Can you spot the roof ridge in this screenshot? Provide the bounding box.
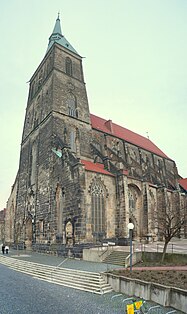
[90,113,170,160]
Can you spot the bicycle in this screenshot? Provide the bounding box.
[123,297,162,313]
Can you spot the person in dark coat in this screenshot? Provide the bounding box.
[2,244,5,254]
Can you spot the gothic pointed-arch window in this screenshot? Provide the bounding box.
[27,112,30,129]
[90,179,106,234]
[128,190,136,212]
[29,141,37,186]
[66,57,72,76]
[70,130,76,152]
[30,81,35,99]
[67,93,78,118]
[33,111,39,128]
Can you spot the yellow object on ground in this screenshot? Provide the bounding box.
[126,303,134,314]
[134,300,143,309]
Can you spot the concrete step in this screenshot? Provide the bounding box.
[103,251,129,266]
[0,256,112,294]
[0,259,102,283]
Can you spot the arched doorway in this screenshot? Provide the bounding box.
[65,220,74,246]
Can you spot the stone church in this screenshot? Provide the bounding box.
[5,16,187,250]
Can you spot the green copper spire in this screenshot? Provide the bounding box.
[52,12,62,34]
[47,14,78,54]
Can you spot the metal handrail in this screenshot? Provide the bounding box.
[98,248,108,257]
[50,258,68,281]
[125,253,131,268]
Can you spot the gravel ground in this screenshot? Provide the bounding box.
[0,255,183,314]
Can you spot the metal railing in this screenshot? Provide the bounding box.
[136,242,187,254]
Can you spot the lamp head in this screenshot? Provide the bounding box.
[127,222,134,230]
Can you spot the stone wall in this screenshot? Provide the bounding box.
[106,273,187,313]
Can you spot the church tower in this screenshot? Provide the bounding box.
[15,16,92,247]
[12,15,186,250]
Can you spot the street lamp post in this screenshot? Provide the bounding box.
[32,216,35,244]
[127,222,134,273]
[31,207,36,245]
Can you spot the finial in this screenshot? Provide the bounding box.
[57,11,60,20]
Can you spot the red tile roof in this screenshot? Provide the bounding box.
[90,114,170,159]
[179,178,187,191]
[81,159,114,176]
[123,169,128,175]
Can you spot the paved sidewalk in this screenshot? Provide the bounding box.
[6,249,121,273]
[134,238,187,255]
[6,249,187,272]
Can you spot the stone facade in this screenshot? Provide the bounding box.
[0,208,6,243]
[5,17,187,248]
[5,178,17,244]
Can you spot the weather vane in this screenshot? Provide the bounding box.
[146,131,149,139]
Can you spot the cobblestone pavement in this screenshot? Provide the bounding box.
[0,263,183,314]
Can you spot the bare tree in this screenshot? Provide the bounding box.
[156,189,186,262]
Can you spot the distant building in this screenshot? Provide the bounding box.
[0,208,6,243]
[5,16,187,249]
[5,177,17,245]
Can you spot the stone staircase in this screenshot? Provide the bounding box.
[102,250,129,266]
[0,256,112,295]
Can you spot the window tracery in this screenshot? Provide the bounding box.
[129,190,136,212]
[66,57,72,76]
[67,93,77,117]
[128,185,140,213]
[90,179,106,234]
[70,130,76,152]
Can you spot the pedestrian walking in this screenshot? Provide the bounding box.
[2,244,5,254]
[5,245,9,254]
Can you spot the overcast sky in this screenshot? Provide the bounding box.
[0,0,187,209]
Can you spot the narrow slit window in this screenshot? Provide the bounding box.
[66,57,72,76]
